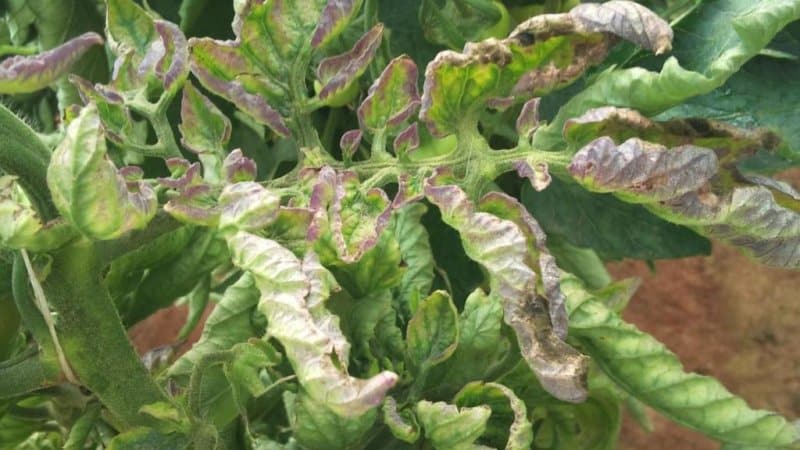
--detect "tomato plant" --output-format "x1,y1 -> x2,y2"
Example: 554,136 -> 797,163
0,0 -> 799,448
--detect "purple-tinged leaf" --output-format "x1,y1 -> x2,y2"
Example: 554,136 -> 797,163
514,160 -> 551,192
163,183 -> 220,227
180,81 -> 232,155
358,55 -> 420,134
316,24 -> 384,103
189,38 -> 291,137
569,136 -> 800,269
159,159 -> 203,190
70,75 -> 136,145
486,96 -> 514,111
569,137 -> 718,202
218,182 -> 280,232
308,167 -> 393,263
516,97 -> 540,140
340,129 -> 363,162
312,0 -> 365,48
424,178 -> 588,402
0,32 -> 103,94
153,20 -> 189,92
393,170 -> 427,208
227,231 -> 399,417
562,107 -> 779,161
223,149 -> 257,183
393,123 -> 420,159
739,173 -> 800,201
569,1 -> 673,55
47,105 -> 157,240
478,192 -> 568,340
421,2 -> 672,137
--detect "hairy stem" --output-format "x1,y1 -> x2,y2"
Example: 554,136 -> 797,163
40,239 -> 169,428
0,350 -> 62,399
0,104 -> 57,220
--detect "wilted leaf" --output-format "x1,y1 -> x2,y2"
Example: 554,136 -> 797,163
228,232 -> 398,417
425,177 -> 588,402
570,137 -> 800,268
533,0 -> 800,150
47,105 -> 157,240
415,400 -> 491,449
455,382 -> 534,450
420,1 -> 672,136
383,397 -> 421,443
0,32 -> 103,94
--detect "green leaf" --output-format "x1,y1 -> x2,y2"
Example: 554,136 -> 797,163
383,397 -> 421,443
0,32 -> 103,94
0,176 -> 75,251
521,178 -> 712,260
420,2 -> 672,136
562,272 -> 800,447
228,232 -> 398,417
178,0 -> 210,32
106,0 -> 156,56
406,290 -> 459,372
533,0 -> 800,150
218,182 -> 281,233
419,0 -> 509,50
546,237 -> 611,290
169,273 -> 262,379
47,105 -> 157,240
455,382 -> 534,450
391,203 -> 435,318
107,427 -> 190,450
425,178 -> 589,402
358,55 -> 420,135
415,400 -> 491,449
285,390 -> 378,450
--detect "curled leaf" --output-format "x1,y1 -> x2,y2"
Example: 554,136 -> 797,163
308,167 -> 393,263
358,55 -> 421,134
218,182 -> 281,232
339,129 -> 362,162
71,75 -> 137,145
514,160 -> 551,192
153,20 -> 189,92
0,32 -> 103,94
515,97 -> 540,141
223,149 -> 257,183
424,178 -> 588,402
312,0 -> 365,48
47,105 -> 157,240
393,123 -> 420,159
316,24 -> 383,103
569,1 -> 673,55
569,137 -> 718,202
383,397 -> 420,443
0,177 -> 75,251
228,231 -> 398,417
569,137 -> 800,268
406,290 -> 459,371
415,400 -> 491,449
455,382 -> 534,450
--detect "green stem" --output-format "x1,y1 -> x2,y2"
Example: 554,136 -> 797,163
64,403 -> 101,450
0,104 -> 57,220
41,239 -> 169,428
94,212 -> 182,266
0,351 -> 62,399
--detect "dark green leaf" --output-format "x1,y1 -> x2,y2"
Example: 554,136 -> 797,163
406,290 -> 459,371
